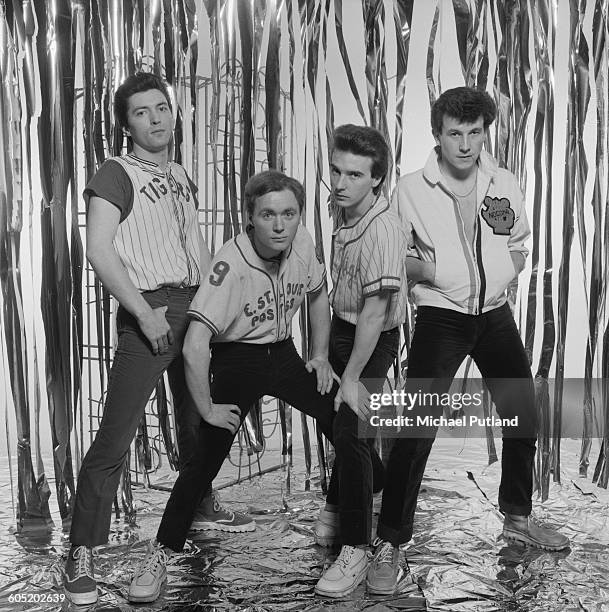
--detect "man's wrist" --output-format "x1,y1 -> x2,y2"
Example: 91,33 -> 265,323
342,370 -> 360,383
133,302 -> 154,323
196,400 -> 213,419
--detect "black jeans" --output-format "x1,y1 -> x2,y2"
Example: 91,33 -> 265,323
70,287 -> 203,547
325,317 -> 399,545
377,303 -> 538,546
156,338 -> 336,551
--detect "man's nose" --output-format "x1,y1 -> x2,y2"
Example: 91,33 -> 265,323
273,216 -> 285,232
459,135 -> 470,151
334,174 -> 346,189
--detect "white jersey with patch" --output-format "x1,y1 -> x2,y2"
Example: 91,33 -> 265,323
188,225 -> 326,344
330,196 -> 408,330
84,153 -> 201,291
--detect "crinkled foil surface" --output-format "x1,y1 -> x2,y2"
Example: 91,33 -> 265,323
1,438 -> 607,612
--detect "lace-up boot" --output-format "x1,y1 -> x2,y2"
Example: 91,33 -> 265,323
503,514 -> 569,551
314,545 -> 370,598
366,538 -> 404,595
64,545 -> 97,605
190,491 -> 255,533
128,540 -> 170,603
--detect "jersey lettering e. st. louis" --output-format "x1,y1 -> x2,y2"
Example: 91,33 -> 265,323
188,224 -> 326,343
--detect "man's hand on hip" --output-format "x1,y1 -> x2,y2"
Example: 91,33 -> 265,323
202,403 -> 241,434
137,305 -> 175,355
334,376 -> 371,421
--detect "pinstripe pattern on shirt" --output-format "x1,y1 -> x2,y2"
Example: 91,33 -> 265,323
85,154 -> 201,291
330,197 -> 408,330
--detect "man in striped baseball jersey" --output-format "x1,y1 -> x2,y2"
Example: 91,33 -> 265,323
369,87 -> 569,596
314,125 -> 408,598
126,169 -> 341,603
64,73 -> 251,606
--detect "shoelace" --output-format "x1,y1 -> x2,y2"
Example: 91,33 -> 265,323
212,494 -> 234,519
136,545 -> 168,578
73,546 -> 95,580
335,546 -> 356,569
372,539 -> 410,574
373,541 -> 395,566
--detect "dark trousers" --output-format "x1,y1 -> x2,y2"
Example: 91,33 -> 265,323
156,338 -> 337,552
70,287 -> 203,547
377,303 -> 538,546
325,317 -> 399,545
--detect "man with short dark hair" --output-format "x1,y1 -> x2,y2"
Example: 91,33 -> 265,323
313,125 -> 408,598
367,86 -> 569,596
64,72 -> 251,606
126,169 -> 340,603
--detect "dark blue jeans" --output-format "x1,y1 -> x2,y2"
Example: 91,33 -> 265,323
70,286 -> 203,547
377,303 -> 538,546
156,338 -> 337,552
325,317 -> 400,545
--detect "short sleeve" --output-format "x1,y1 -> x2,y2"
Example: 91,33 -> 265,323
360,216 -> 405,298
390,183 -> 418,258
84,159 -> 134,222
186,174 -> 199,210
187,256 -> 242,336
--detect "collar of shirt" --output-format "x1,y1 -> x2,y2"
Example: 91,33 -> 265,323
332,195 -> 389,240
423,147 -> 496,196
238,227 -> 294,276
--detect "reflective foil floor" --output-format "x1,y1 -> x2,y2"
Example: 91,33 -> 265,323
1,438 -> 608,611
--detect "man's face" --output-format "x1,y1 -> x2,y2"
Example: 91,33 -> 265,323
330,150 -> 380,213
435,115 -> 486,177
125,89 -> 173,154
249,189 -> 301,258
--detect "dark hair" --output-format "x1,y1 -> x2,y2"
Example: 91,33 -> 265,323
244,170 -> 305,218
331,125 -> 390,194
114,72 -> 172,130
431,87 -> 496,136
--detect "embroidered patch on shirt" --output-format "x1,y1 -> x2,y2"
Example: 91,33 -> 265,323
481,196 -> 515,235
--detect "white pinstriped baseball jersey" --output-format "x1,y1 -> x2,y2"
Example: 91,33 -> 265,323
188,224 -> 326,344
84,154 -> 201,291
330,196 -> 408,330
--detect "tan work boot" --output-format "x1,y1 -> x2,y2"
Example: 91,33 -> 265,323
503,514 -> 569,551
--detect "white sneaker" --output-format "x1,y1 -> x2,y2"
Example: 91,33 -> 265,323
128,541 -> 169,603
314,545 -> 370,598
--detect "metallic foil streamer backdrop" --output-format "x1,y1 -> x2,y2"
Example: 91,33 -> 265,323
2,0 -> 609,537
1,1 -> 54,530
553,0 -> 591,485
590,0 -> 609,489
528,0 -> 557,501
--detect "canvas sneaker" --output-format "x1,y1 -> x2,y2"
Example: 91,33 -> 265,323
366,538 -> 404,595
128,540 -> 169,603
64,545 -> 98,605
190,491 -> 255,533
314,545 -> 370,598
503,514 -> 570,551
313,507 -> 339,547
